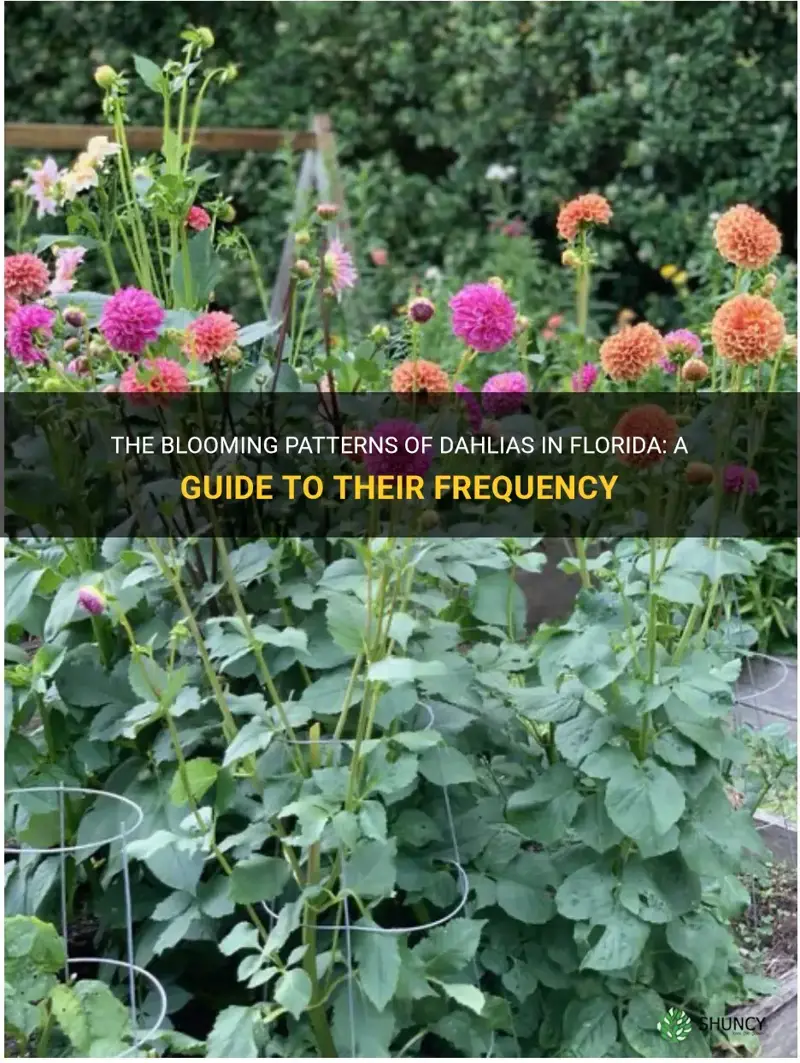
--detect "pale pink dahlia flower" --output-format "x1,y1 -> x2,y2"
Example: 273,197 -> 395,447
99,287 -> 164,355
50,245 -> 86,296
6,303 -> 55,363
449,283 -> 516,353
324,239 -> 358,294
664,329 -> 703,359
78,586 -> 106,614
25,157 -> 61,219
481,371 -> 529,417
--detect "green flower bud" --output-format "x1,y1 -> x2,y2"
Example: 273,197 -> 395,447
94,65 -> 118,90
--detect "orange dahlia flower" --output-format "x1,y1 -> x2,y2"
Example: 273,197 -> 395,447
391,358 -> 450,397
556,193 -> 612,242
711,294 -> 785,366
714,205 -> 781,270
613,404 -> 678,469
600,323 -> 664,382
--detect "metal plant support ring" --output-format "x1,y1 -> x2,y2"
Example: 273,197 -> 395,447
4,785 -> 167,1058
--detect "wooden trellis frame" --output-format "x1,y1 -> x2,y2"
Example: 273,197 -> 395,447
4,114 -> 353,322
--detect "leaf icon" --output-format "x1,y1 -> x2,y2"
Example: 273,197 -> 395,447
657,1007 -> 693,1042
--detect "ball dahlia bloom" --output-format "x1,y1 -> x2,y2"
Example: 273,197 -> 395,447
6,303 -> 55,364
449,282 -> 516,353
664,329 -> 703,360
571,362 -> 599,392
714,205 -> 781,270
612,404 -> 678,469
78,586 -> 106,615
556,193 -> 612,242
324,239 -> 357,293
391,358 -> 450,397
723,463 -> 759,495
481,371 -> 529,417
186,205 -> 211,231
120,358 -> 190,403
681,358 -> 709,384
183,311 -> 239,363
364,418 -> 433,479
711,294 -> 785,366
600,323 -> 664,382
5,253 -> 50,300
99,287 -> 165,355
454,382 -> 483,433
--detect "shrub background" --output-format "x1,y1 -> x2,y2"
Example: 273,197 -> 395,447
4,0 -> 797,319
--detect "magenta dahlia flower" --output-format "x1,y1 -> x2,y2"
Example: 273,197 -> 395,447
454,382 -> 483,433
364,419 -> 433,479
99,287 -> 164,355
571,362 -> 599,392
6,303 -> 55,364
449,283 -> 516,353
723,464 -> 759,495
78,586 -> 106,615
481,371 -> 528,417
664,329 -> 703,360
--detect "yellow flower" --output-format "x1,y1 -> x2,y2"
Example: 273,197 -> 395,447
672,270 -> 688,287
660,264 -> 678,280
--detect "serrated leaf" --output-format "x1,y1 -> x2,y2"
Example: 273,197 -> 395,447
355,930 -> 400,1012
230,855 -> 290,903
168,758 -> 218,806
275,968 -> 312,1020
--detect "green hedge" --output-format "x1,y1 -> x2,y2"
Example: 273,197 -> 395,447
5,0 -> 797,320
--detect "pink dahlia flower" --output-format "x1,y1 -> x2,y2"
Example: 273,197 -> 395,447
120,357 -> 190,404
571,362 -> 599,392
99,287 -> 164,355
183,311 -> 239,363
78,586 -> 105,615
454,382 -> 483,433
5,253 -> 50,300
449,283 -> 516,353
6,303 -> 55,364
658,356 -> 677,374
664,329 -> 703,360
481,371 -> 529,417
50,245 -> 86,296
723,464 -> 759,495
364,418 -> 433,479
324,239 -> 357,294
186,205 -> 211,231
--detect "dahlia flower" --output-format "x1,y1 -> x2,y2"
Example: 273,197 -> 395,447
408,297 -> 435,324
664,329 -> 703,360
25,157 -> 61,218
391,358 -> 450,396
613,404 -> 678,469
571,362 -> 599,392
454,382 -> 482,433
600,323 -> 664,382
324,239 -> 357,293
78,586 -> 106,615
685,462 -> 715,486
50,245 -> 86,296
183,311 -> 239,363
5,253 -> 50,300
364,419 -> 433,479
481,371 -> 529,417
681,358 -> 709,384
369,248 -> 388,267
186,205 -> 211,231
557,193 -> 612,242
449,283 -> 516,353
120,358 -> 190,403
6,303 -> 55,364
711,294 -> 785,366
723,464 -> 759,495
99,287 -> 164,355
658,356 -> 677,375
5,294 -> 20,327
714,205 -> 781,270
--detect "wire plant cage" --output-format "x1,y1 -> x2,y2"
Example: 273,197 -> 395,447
4,785 -> 168,1058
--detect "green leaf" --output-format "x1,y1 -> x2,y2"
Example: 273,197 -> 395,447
495,878 -> 554,925
623,990 -> 711,1057
605,760 -> 685,845
275,968 -> 312,1020
555,707 -> 615,765
238,320 -> 279,347
326,597 -> 369,654
230,855 -> 290,904
665,911 -> 728,977
418,745 -> 476,786
470,571 -> 526,635
345,839 -> 396,897
358,800 -> 388,841
619,860 -> 673,923
222,718 -> 273,767
573,790 -> 624,852
412,919 -> 485,977
50,979 -> 131,1056
219,922 -> 261,956
438,982 -> 485,1015
653,731 -> 696,766
556,863 -> 616,923
171,229 -> 222,308
207,1005 -> 259,1058
580,907 -> 650,972
4,563 -> 44,627
367,657 -> 447,686
168,758 -> 219,806
355,931 -> 400,1012
563,996 -> 617,1057
654,573 -> 703,606
133,54 -> 165,91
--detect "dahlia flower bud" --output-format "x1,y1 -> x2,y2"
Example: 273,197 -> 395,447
94,65 -> 118,90
63,337 -> 81,354
487,276 -> 505,290
10,179 -> 26,192
408,297 -> 435,324
515,315 -> 531,334
196,26 -> 215,49
78,586 -> 106,615
67,356 -> 90,375
222,346 -> 242,365
761,273 -> 778,296
685,461 -> 715,486
322,285 -> 336,300
316,202 -> 339,221
562,249 -> 580,269
681,358 -> 709,384
219,202 -> 236,223
64,307 -> 87,329
782,333 -> 797,360
293,258 -> 313,279
370,323 -> 390,344
294,229 -> 312,248
419,509 -> 440,531
88,339 -> 109,358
